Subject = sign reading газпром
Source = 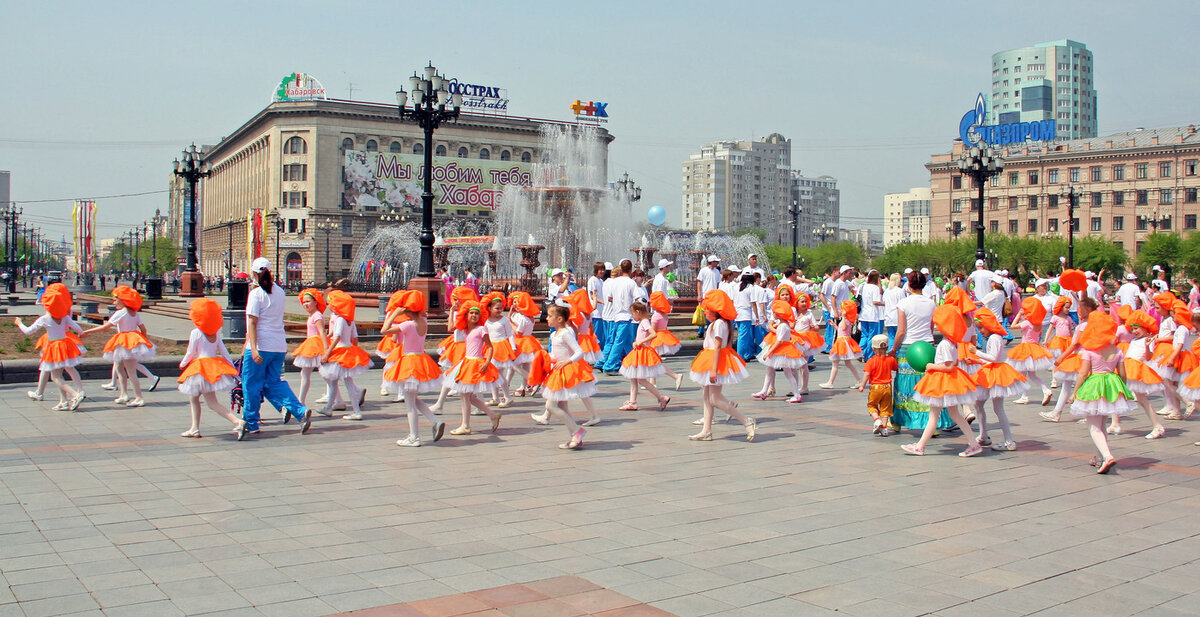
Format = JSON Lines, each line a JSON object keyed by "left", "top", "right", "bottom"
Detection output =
{"left": 959, "top": 93, "right": 1056, "bottom": 146}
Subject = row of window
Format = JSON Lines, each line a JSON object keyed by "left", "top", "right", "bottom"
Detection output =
{"left": 953, "top": 161, "right": 1199, "bottom": 189}
{"left": 339, "top": 137, "right": 533, "bottom": 162}
{"left": 951, "top": 188, "right": 1199, "bottom": 212}
{"left": 976, "top": 214, "right": 1196, "bottom": 235}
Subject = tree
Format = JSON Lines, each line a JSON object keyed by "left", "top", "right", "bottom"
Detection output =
{"left": 136, "top": 238, "right": 179, "bottom": 277}
{"left": 798, "top": 241, "right": 865, "bottom": 277}
{"left": 1181, "top": 232, "right": 1200, "bottom": 280}
{"left": 761, "top": 244, "right": 798, "bottom": 271}
{"left": 733, "top": 227, "right": 766, "bottom": 242}
{"left": 1072, "top": 236, "right": 1128, "bottom": 277}
{"left": 1134, "top": 233, "right": 1182, "bottom": 282}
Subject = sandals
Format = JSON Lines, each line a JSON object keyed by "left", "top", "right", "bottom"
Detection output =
{"left": 688, "top": 432, "right": 713, "bottom": 441}
{"left": 618, "top": 401, "right": 638, "bottom": 411}
{"left": 1096, "top": 457, "right": 1117, "bottom": 474}
{"left": 530, "top": 413, "right": 549, "bottom": 425}
{"left": 497, "top": 398, "right": 512, "bottom": 409}
{"left": 745, "top": 418, "right": 757, "bottom": 442}
{"left": 491, "top": 414, "right": 502, "bottom": 433}
{"left": 1145, "top": 427, "right": 1166, "bottom": 440}
{"left": 558, "top": 428, "right": 586, "bottom": 450}
{"left": 449, "top": 426, "right": 472, "bottom": 436}
{"left": 180, "top": 429, "right": 202, "bottom": 438}
{"left": 658, "top": 396, "right": 670, "bottom": 411}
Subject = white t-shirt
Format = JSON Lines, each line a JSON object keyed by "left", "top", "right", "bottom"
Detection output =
{"left": 607, "top": 276, "right": 636, "bottom": 322}
{"left": 860, "top": 283, "right": 882, "bottom": 322}
{"left": 1116, "top": 282, "right": 1140, "bottom": 308}
{"left": 697, "top": 266, "right": 721, "bottom": 296}
{"left": 923, "top": 280, "right": 941, "bottom": 303}
{"left": 587, "top": 276, "right": 605, "bottom": 318}
{"left": 246, "top": 284, "right": 288, "bottom": 353}
{"left": 651, "top": 273, "right": 670, "bottom": 295}
{"left": 733, "top": 285, "right": 755, "bottom": 322}
{"left": 933, "top": 338, "right": 959, "bottom": 364}
{"left": 967, "top": 268, "right": 995, "bottom": 299}
{"left": 896, "top": 294, "right": 936, "bottom": 344}
{"left": 1086, "top": 279, "right": 1104, "bottom": 303}
{"left": 882, "top": 286, "right": 905, "bottom": 327}
{"left": 600, "top": 277, "right": 616, "bottom": 321}
{"left": 981, "top": 288, "right": 1006, "bottom": 318}
{"left": 828, "top": 279, "right": 849, "bottom": 315}
{"left": 819, "top": 278, "right": 834, "bottom": 311}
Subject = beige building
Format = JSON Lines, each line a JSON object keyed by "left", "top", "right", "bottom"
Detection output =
{"left": 926, "top": 125, "right": 1200, "bottom": 257}
{"left": 682, "top": 134, "right": 792, "bottom": 244}
{"left": 173, "top": 99, "right": 609, "bottom": 284}
{"left": 883, "top": 187, "right": 932, "bottom": 247}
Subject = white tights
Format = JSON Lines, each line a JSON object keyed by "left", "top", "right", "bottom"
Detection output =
{"left": 974, "top": 396, "right": 1014, "bottom": 444}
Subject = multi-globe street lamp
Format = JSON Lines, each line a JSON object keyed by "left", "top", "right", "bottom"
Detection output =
{"left": 813, "top": 224, "right": 835, "bottom": 243}
{"left": 315, "top": 217, "right": 337, "bottom": 283}
{"left": 956, "top": 145, "right": 1004, "bottom": 263}
{"left": 173, "top": 143, "right": 209, "bottom": 296}
{"left": 613, "top": 172, "right": 642, "bottom": 204}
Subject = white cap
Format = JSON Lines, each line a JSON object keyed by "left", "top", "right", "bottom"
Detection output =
{"left": 999, "top": 269, "right": 1008, "bottom": 276}
{"left": 707, "top": 255, "right": 720, "bottom": 263}
{"left": 725, "top": 264, "right": 740, "bottom": 272}
{"left": 839, "top": 265, "right": 852, "bottom": 274}
{"left": 1085, "top": 270, "right": 1096, "bottom": 279}
{"left": 975, "top": 259, "right": 986, "bottom": 267}
{"left": 903, "top": 268, "right": 913, "bottom": 274}
{"left": 741, "top": 267, "right": 754, "bottom": 276}
{"left": 251, "top": 257, "right": 271, "bottom": 273}
{"left": 1126, "top": 272, "right": 1138, "bottom": 280}
{"left": 920, "top": 267, "right": 930, "bottom": 275}
{"left": 1152, "top": 264, "right": 1162, "bottom": 272}
{"left": 990, "top": 275, "right": 1005, "bottom": 285}
{"left": 748, "top": 253, "right": 758, "bottom": 260}
{"left": 657, "top": 258, "right": 673, "bottom": 269}
{"left": 604, "top": 262, "right": 613, "bottom": 270}
{"left": 549, "top": 268, "right": 565, "bottom": 278}
{"left": 1035, "top": 278, "right": 1050, "bottom": 287}
{"left": 1151, "top": 279, "right": 1168, "bottom": 291}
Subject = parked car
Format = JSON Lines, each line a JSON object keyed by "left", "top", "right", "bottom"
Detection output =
{"left": 46, "top": 270, "right": 63, "bottom": 284}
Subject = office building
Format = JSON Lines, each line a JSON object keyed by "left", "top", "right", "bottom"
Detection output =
{"left": 991, "top": 39, "right": 1097, "bottom": 139}
{"left": 883, "top": 187, "right": 932, "bottom": 247}
{"left": 681, "top": 134, "right": 792, "bottom": 243}
{"left": 792, "top": 172, "right": 841, "bottom": 248}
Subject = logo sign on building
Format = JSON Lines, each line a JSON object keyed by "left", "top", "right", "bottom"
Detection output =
{"left": 959, "top": 92, "right": 1056, "bottom": 146}
{"left": 570, "top": 100, "right": 609, "bottom": 123}
{"left": 446, "top": 79, "right": 509, "bottom": 113}
{"left": 343, "top": 151, "right": 532, "bottom": 212}
{"left": 273, "top": 72, "right": 327, "bottom": 102}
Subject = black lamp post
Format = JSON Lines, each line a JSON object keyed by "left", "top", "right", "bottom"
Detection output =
{"left": 173, "top": 143, "right": 209, "bottom": 296}
{"left": 316, "top": 217, "right": 336, "bottom": 283}
{"left": 2, "top": 206, "right": 19, "bottom": 293}
{"left": 147, "top": 209, "right": 162, "bottom": 298}
{"left": 813, "top": 224, "right": 835, "bottom": 243}
{"left": 946, "top": 221, "right": 963, "bottom": 238}
{"left": 956, "top": 145, "right": 1004, "bottom": 263}
{"left": 273, "top": 214, "right": 283, "bottom": 278}
{"left": 1063, "top": 186, "right": 1078, "bottom": 268}
{"left": 395, "top": 63, "right": 462, "bottom": 309}
{"left": 613, "top": 172, "right": 643, "bottom": 205}
{"left": 789, "top": 199, "right": 802, "bottom": 266}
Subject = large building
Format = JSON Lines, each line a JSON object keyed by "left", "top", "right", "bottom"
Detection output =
{"left": 926, "top": 125, "right": 1200, "bottom": 257}
{"left": 172, "top": 96, "right": 609, "bottom": 284}
{"left": 991, "top": 39, "right": 1097, "bottom": 139}
{"left": 837, "top": 228, "right": 883, "bottom": 256}
{"left": 792, "top": 171, "right": 841, "bottom": 248}
{"left": 681, "top": 134, "right": 792, "bottom": 244}
{"left": 883, "top": 187, "right": 932, "bottom": 247}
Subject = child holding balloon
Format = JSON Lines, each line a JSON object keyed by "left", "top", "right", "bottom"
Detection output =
{"left": 900, "top": 305, "right": 981, "bottom": 457}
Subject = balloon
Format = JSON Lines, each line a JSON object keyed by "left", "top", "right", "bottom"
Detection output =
{"left": 665, "top": 272, "right": 676, "bottom": 282}
{"left": 647, "top": 205, "right": 667, "bottom": 226}
{"left": 905, "top": 341, "right": 936, "bottom": 373}
{"left": 1050, "top": 283, "right": 1061, "bottom": 295}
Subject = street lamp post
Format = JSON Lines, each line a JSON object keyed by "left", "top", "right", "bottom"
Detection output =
{"left": 173, "top": 143, "right": 209, "bottom": 297}
{"left": 316, "top": 217, "right": 336, "bottom": 283}
{"left": 395, "top": 62, "right": 462, "bottom": 310}
{"left": 147, "top": 209, "right": 162, "bottom": 298}
{"left": 956, "top": 145, "right": 1004, "bottom": 263}
{"left": 1063, "top": 186, "right": 1078, "bottom": 268}
{"left": 133, "top": 225, "right": 142, "bottom": 290}
{"left": 272, "top": 215, "right": 283, "bottom": 279}
{"left": 813, "top": 224, "right": 835, "bottom": 243}
{"left": 789, "top": 199, "right": 802, "bottom": 267}
{"left": 945, "top": 222, "right": 963, "bottom": 238}
{"left": 613, "top": 172, "right": 643, "bottom": 205}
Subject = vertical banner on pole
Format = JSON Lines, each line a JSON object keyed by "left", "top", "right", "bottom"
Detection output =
{"left": 72, "top": 200, "right": 97, "bottom": 275}
{"left": 247, "top": 209, "right": 264, "bottom": 260}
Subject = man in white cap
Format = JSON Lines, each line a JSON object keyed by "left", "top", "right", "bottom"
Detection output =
{"left": 1116, "top": 272, "right": 1141, "bottom": 309}
{"left": 920, "top": 268, "right": 941, "bottom": 303}
{"left": 821, "top": 265, "right": 853, "bottom": 352}
{"left": 967, "top": 258, "right": 994, "bottom": 302}
{"left": 695, "top": 255, "right": 722, "bottom": 336}
{"left": 652, "top": 258, "right": 673, "bottom": 295}
{"left": 1084, "top": 270, "right": 1105, "bottom": 306}
{"left": 587, "top": 261, "right": 609, "bottom": 361}
{"left": 746, "top": 253, "right": 766, "bottom": 279}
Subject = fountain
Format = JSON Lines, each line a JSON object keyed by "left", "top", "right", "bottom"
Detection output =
{"left": 516, "top": 245, "right": 545, "bottom": 296}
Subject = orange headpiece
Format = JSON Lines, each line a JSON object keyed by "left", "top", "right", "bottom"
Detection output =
{"left": 188, "top": 298, "right": 223, "bottom": 335}
{"left": 1153, "top": 292, "right": 1177, "bottom": 313}
{"left": 775, "top": 285, "right": 797, "bottom": 306}
{"left": 841, "top": 299, "right": 858, "bottom": 323}
{"left": 40, "top": 284, "right": 72, "bottom": 320}
{"left": 455, "top": 300, "right": 485, "bottom": 331}
{"left": 772, "top": 300, "right": 795, "bottom": 323}
{"left": 1021, "top": 296, "right": 1046, "bottom": 326}
{"left": 326, "top": 290, "right": 356, "bottom": 322}
{"left": 943, "top": 286, "right": 976, "bottom": 315}
{"left": 385, "top": 290, "right": 407, "bottom": 314}
{"left": 933, "top": 304, "right": 967, "bottom": 344}
{"left": 701, "top": 290, "right": 737, "bottom": 321}
{"left": 482, "top": 291, "right": 507, "bottom": 311}
{"left": 402, "top": 290, "right": 427, "bottom": 313}
{"left": 1117, "top": 304, "right": 1133, "bottom": 322}
{"left": 1125, "top": 309, "right": 1159, "bottom": 335}
{"left": 648, "top": 291, "right": 671, "bottom": 316}
{"left": 1173, "top": 301, "right": 1193, "bottom": 330}
{"left": 973, "top": 307, "right": 1007, "bottom": 336}
{"left": 112, "top": 285, "right": 143, "bottom": 312}
{"left": 568, "top": 288, "right": 595, "bottom": 315}
{"left": 452, "top": 286, "right": 480, "bottom": 305}
{"left": 300, "top": 288, "right": 326, "bottom": 313}
{"left": 1080, "top": 312, "right": 1117, "bottom": 351}
{"left": 1053, "top": 296, "right": 1071, "bottom": 315}
{"left": 507, "top": 291, "right": 540, "bottom": 318}
{"left": 1059, "top": 269, "right": 1087, "bottom": 292}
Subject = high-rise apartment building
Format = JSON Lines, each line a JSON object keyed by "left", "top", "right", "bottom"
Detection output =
{"left": 883, "top": 187, "right": 932, "bottom": 247}
{"left": 792, "top": 171, "right": 840, "bottom": 248}
{"left": 682, "top": 134, "right": 792, "bottom": 243}
{"left": 991, "top": 39, "right": 1096, "bottom": 139}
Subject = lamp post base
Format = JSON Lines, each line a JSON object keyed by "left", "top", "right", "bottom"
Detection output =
{"left": 180, "top": 271, "right": 205, "bottom": 298}
{"left": 406, "top": 276, "right": 446, "bottom": 317}
{"left": 146, "top": 277, "right": 163, "bottom": 300}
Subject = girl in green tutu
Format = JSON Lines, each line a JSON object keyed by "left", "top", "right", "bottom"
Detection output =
{"left": 1068, "top": 311, "right": 1133, "bottom": 474}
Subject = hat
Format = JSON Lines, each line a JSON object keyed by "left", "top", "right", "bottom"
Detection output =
{"left": 657, "top": 258, "right": 673, "bottom": 269}
{"left": 1126, "top": 310, "right": 1158, "bottom": 335}
{"left": 1079, "top": 312, "right": 1117, "bottom": 351}
{"left": 1153, "top": 292, "right": 1177, "bottom": 312}
{"left": 933, "top": 304, "right": 967, "bottom": 344}
{"left": 775, "top": 285, "right": 796, "bottom": 306}
{"left": 507, "top": 291, "right": 540, "bottom": 318}
{"left": 701, "top": 290, "right": 737, "bottom": 320}
{"left": 1085, "top": 270, "right": 1096, "bottom": 279}
{"left": 741, "top": 267, "right": 754, "bottom": 277}
{"left": 990, "top": 275, "right": 1005, "bottom": 286}
{"left": 725, "top": 264, "right": 740, "bottom": 272}
{"left": 841, "top": 300, "right": 858, "bottom": 323}
{"left": 549, "top": 268, "right": 566, "bottom": 278}
{"left": 973, "top": 307, "right": 1007, "bottom": 336}
{"left": 1060, "top": 269, "right": 1086, "bottom": 292}
{"left": 326, "top": 290, "right": 356, "bottom": 322}
{"left": 567, "top": 288, "right": 595, "bottom": 317}
{"left": 300, "top": 288, "right": 327, "bottom": 313}
{"left": 251, "top": 257, "right": 271, "bottom": 273}
{"left": 1174, "top": 301, "right": 1193, "bottom": 331}
{"left": 870, "top": 334, "right": 889, "bottom": 349}
{"left": 112, "top": 285, "right": 143, "bottom": 312}
{"left": 998, "top": 269, "right": 1008, "bottom": 276}
{"left": 482, "top": 291, "right": 507, "bottom": 310}
{"left": 1125, "top": 272, "right": 1138, "bottom": 280}
{"left": 1053, "top": 296, "right": 1071, "bottom": 315}
{"left": 920, "top": 267, "right": 930, "bottom": 275}
{"left": 1021, "top": 296, "right": 1046, "bottom": 326}
{"left": 839, "top": 265, "right": 853, "bottom": 274}
{"left": 748, "top": 253, "right": 758, "bottom": 260}
{"left": 604, "top": 262, "right": 613, "bottom": 270}
{"left": 903, "top": 268, "right": 913, "bottom": 274}
{"left": 975, "top": 259, "right": 986, "bottom": 267}
{"left": 1117, "top": 305, "right": 1133, "bottom": 322}
{"left": 706, "top": 255, "right": 720, "bottom": 263}
{"left": 1152, "top": 265, "right": 1162, "bottom": 272}
{"left": 1151, "top": 279, "right": 1169, "bottom": 291}
{"left": 943, "top": 287, "right": 976, "bottom": 314}
{"left": 1035, "top": 278, "right": 1051, "bottom": 288}
{"left": 771, "top": 300, "right": 794, "bottom": 322}
{"left": 452, "top": 286, "right": 480, "bottom": 304}
{"left": 188, "top": 298, "right": 223, "bottom": 335}
{"left": 40, "top": 284, "right": 72, "bottom": 320}
{"left": 402, "top": 290, "right": 427, "bottom": 313}
{"left": 648, "top": 291, "right": 671, "bottom": 315}
{"left": 454, "top": 300, "right": 484, "bottom": 331}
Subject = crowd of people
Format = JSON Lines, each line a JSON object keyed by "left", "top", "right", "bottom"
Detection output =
{"left": 18, "top": 253, "right": 1200, "bottom": 472}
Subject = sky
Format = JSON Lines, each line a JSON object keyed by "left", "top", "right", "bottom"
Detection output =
{"left": 2, "top": 0, "right": 1198, "bottom": 246}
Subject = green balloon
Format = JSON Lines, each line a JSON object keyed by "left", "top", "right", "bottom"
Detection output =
{"left": 666, "top": 272, "right": 676, "bottom": 282}
{"left": 906, "top": 341, "right": 936, "bottom": 373}
{"left": 1049, "top": 283, "right": 1061, "bottom": 294}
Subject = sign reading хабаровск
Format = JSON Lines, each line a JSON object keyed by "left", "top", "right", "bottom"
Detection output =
{"left": 959, "top": 93, "right": 1056, "bottom": 147}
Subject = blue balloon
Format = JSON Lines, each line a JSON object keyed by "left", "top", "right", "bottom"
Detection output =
{"left": 647, "top": 205, "right": 667, "bottom": 226}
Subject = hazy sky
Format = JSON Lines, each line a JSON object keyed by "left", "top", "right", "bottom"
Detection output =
{"left": 2, "top": 1, "right": 1197, "bottom": 244}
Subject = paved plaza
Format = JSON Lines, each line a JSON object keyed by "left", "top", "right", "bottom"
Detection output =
{"left": 1, "top": 353, "right": 1200, "bottom": 617}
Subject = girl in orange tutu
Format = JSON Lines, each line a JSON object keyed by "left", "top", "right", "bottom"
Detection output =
{"left": 757, "top": 286, "right": 795, "bottom": 397}
{"left": 1148, "top": 294, "right": 1196, "bottom": 421}
{"left": 381, "top": 291, "right": 446, "bottom": 447}
{"left": 971, "top": 307, "right": 1026, "bottom": 451}
{"left": 568, "top": 288, "right": 603, "bottom": 366}
{"left": 483, "top": 292, "right": 517, "bottom": 408}
{"left": 538, "top": 305, "right": 593, "bottom": 449}
{"left": 1122, "top": 310, "right": 1168, "bottom": 439}
{"left": 429, "top": 290, "right": 472, "bottom": 413}
{"left": 688, "top": 290, "right": 756, "bottom": 442}
{"left": 755, "top": 300, "right": 807, "bottom": 403}
{"left": 377, "top": 290, "right": 409, "bottom": 403}
{"left": 619, "top": 301, "right": 671, "bottom": 411}
{"left": 1043, "top": 296, "right": 1099, "bottom": 424}
{"left": 507, "top": 291, "right": 543, "bottom": 397}
{"left": 16, "top": 285, "right": 84, "bottom": 411}
{"left": 1006, "top": 297, "right": 1054, "bottom": 406}
{"left": 291, "top": 288, "right": 328, "bottom": 408}
{"left": 27, "top": 283, "right": 86, "bottom": 403}
{"left": 820, "top": 299, "right": 863, "bottom": 389}
{"left": 900, "top": 304, "right": 981, "bottom": 456}
{"left": 534, "top": 290, "right": 601, "bottom": 426}
{"left": 447, "top": 301, "right": 501, "bottom": 435}
{"left": 791, "top": 292, "right": 823, "bottom": 396}
{"left": 1174, "top": 311, "right": 1200, "bottom": 428}
{"left": 177, "top": 298, "right": 246, "bottom": 439}
{"left": 84, "top": 285, "right": 154, "bottom": 407}
{"left": 318, "top": 290, "right": 373, "bottom": 421}
{"left": 1044, "top": 296, "right": 1073, "bottom": 388}
{"left": 648, "top": 291, "right": 684, "bottom": 391}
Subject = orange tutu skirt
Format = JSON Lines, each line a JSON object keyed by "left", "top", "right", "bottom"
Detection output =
{"left": 794, "top": 329, "right": 824, "bottom": 350}
{"left": 543, "top": 361, "right": 598, "bottom": 401}
{"left": 382, "top": 352, "right": 443, "bottom": 393}
{"left": 829, "top": 336, "right": 862, "bottom": 361}
{"left": 914, "top": 367, "right": 978, "bottom": 407}
{"left": 689, "top": 347, "right": 748, "bottom": 386}
{"left": 40, "top": 338, "right": 84, "bottom": 371}
{"left": 1006, "top": 342, "right": 1053, "bottom": 372}
{"left": 1179, "top": 366, "right": 1200, "bottom": 400}
{"left": 36, "top": 332, "right": 86, "bottom": 354}
{"left": 1149, "top": 340, "right": 1175, "bottom": 364}
{"left": 102, "top": 331, "right": 155, "bottom": 361}
{"left": 375, "top": 336, "right": 399, "bottom": 359}
{"left": 514, "top": 334, "right": 543, "bottom": 364}
{"left": 293, "top": 335, "right": 326, "bottom": 368}
{"left": 974, "top": 362, "right": 1029, "bottom": 399}
{"left": 1150, "top": 346, "right": 1198, "bottom": 381}
{"left": 177, "top": 357, "right": 239, "bottom": 395}
{"left": 650, "top": 330, "right": 681, "bottom": 356}
{"left": 1124, "top": 358, "right": 1165, "bottom": 395}
{"left": 1053, "top": 352, "right": 1084, "bottom": 382}
{"left": 578, "top": 333, "right": 603, "bottom": 363}
{"left": 448, "top": 356, "right": 499, "bottom": 393}
{"left": 620, "top": 346, "right": 665, "bottom": 379}
{"left": 959, "top": 342, "right": 984, "bottom": 375}
{"left": 757, "top": 340, "right": 807, "bottom": 369}
{"left": 319, "top": 345, "right": 373, "bottom": 380}
{"left": 1047, "top": 335, "right": 1071, "bottom": 356}
{"left": 439, "top": 339, "right": 466, "bottom": 369}
{"left": 489, "top": 338, "right": 519, "bottom": 368}
{"left": 525, "top": 349, "right": 554, "bottom": 387}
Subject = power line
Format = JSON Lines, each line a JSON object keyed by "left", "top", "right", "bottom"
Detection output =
{"left": 1, "top": 189, "right": 168, "bottom": 205}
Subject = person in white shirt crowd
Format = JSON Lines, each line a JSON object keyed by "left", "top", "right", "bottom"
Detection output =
{"left": 1085, "top": 270, "right": 1105, "bottom": 309}
{"left": 587, "top": 262, "right": 608, "bottom": 364}
{"left": 652, "top": 259, "right": 673, "bottom": 295}
{"left": 596, "top": 263, "right": 619, "bottom": 368}
{"left": 695, "top": 256, "right": 722, "bottom": 336}
{"left": 921, "top": 267, "right": 942, "bottom": 304}
{"left": 967, "top": 259, "right": 994, "bottom": 301}
{"left": 1116, "top": 272, "right": 1142, "bottom": 309}
{"left": 631, "top": 269, "right": 650, "bottom": 304}
{"left": 599, "top": 260, "right": 638, "bottom": 375}
{"left": 882, "top": 273, "right": 906, "bottom": 350}
{"left": 818, "top": 267, "right": 837, "bottom": 353}
{"left": 751, "top": 272, "right": 771, "bottom": 349}
{"left": 978, "top": 276, "right": 1008, "bottom": 347}
{"left": 859, "top": 270, "right": 885, "bottom": 360}
{"left": 822, "top": 266, "right": 852, "bottom": 354}
{"left": 745, "top": 254, "right": 766, "bottom": 279}
{"left": 732, "top": 271, "right": 760, "bottom": 361}
{"left": 547, "top": 269, "right": 568, "bottom": 307}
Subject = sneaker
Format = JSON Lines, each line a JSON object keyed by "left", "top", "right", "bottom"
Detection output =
{"left": 879, "top": 427, "right": 892, "bottom": 437}
{"left": 26, "top": 391, "right": 43, "bottom": 401}
{"left": 958, "top": 444, "right": 984, "bottom": 457}
{"left": 125, "top": 398, "right": 145, "bottom": 408}
{"left": 149, "top": 376, "right": 161, "bottom": 392}
{"left": 99, "top": 383, "right": 116, "bottom": 391}
{"left": 872, "top": 419, "right": 883, "bottom": 435}
{"left": 342, "top": 413, "right": 363, "bottom": 421}
{"left": 432, "top": 421, "right": 446, "bottom": 442}
{"left": 396, "top": 435, "right": 421, "bottom": 447}
{"left": 530, "top": 413, "right": 549, "bottom": 425}
{"left": 114, "top": 395, "right": 130, "bottom": 405}
{"left": 300, "top": 409, "right": 313, "bottom": 434}
{"left": 900, "top": 443, "right": 924, "bottom": 456}
{"left": 991, "top": 441, "right": 1017, "bottom": 451}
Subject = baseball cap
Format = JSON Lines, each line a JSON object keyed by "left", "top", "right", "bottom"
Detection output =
{"left": 748, "top": 253, "right": 758, "bottom": 260}
{"left": 1125, "top": 272, "right": 1137, "bottom": 280}
{"left": 920, "top": 267, "right": 930, "bottom": 275}
{"left": 707, "top": 255, "right": 720, "bottom": 263}
{"left": 657, "top": 258, "right": 673, "bottom": 269}
{"left": 975, "top": 259, "right": 986, "bottom": 267}
{"left": 604, "top": 262, "right": 613, "bottom": 270}
{"left": 839, "top": 265, "right": 852, "bottom": 274}
{"left": 549, "top": 268, "right": 565, "bottom": 278}
{"left": 725, "top": 264, "right": 740, "bottom": 272}
{"left": 251, "top": 257, "right": 271, "bottom": 273}
{"left": 1152, "top": 264, "right": 1162, "bottom": 272}
{"left": 903, "top": 268, "right": 913, "bottom": 274}
{"left": 998, "top": 269, "right": 1008, "bottom": 276}
{"left": 990, "top": 275, "right": 1005, "bottom": 285}
{"left": 741, "top": 267, "right": 754, "bottom": 276}
{"left": 1085, "top": 270, "right": 1096, "bottom": 279}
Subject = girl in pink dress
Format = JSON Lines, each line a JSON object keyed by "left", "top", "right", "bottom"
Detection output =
{"left": 381, "top": 291, "right": 446, "bottom": 447}
{"left": 1068, "top": 312, "right": 1132, "bottom": 474}
{"left": 820, "top": 300, "right": 863, "bottom": 389}
{"left": 291, "top": 289, "right": 328, "bottom": 408}
{"left": 619, "top": 302, "right": 671, "bottom": 411}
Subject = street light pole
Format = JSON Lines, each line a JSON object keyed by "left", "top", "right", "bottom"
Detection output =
{"left": 147, "top": 209, "right": 163, "bottom": 298}
{"left": 316, "top": 217, "right": 336, "bottom": 283}
{"left": 789, "top": 199, "right": 801, "bottom": 267}
{"left": 173, "top": 143, "right": 209, "bottom": 297}
{"left": 956, "top": 145, "right": 1004, "bottom": 263}
{"left": 1065, "top": 186, "right": 1077, "bottom": 268}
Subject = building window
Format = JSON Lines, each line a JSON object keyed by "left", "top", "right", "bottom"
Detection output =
{"left": 1187, "top": 188, "right": 1198, "bottom": 203}
{"left": 1160, "top": 162, "right": 1172, "bottom": 177}
{"left": 1091, "top": 217, "right": 1102, "bottom": 231}
{"left": 1048, "top": 169, "right": 1059, "bottom": 183}
{"left": 1186, "top": 160, "right": 1197, "bottom": 176}
{"left": 284, "top": 136, "right": 307, "bottom": 154}
{"left": 989, "top": 197, "right": 998, "bottom": 210}
{"left": 1161, "top": 189, "right": 1174, "bottom": 205}
{"left": 283, "top": 164, "right": 307, "bottom": 181}
{"left": 283, "top": 191, "right": 307, "bottom": 207}
{"left": 1112, "top": 216, "right": 1124, "bottom": 231}
{"left": 990, "top": 175, "right": 999, "bottom": 187}
{"left": 1113, "top": 191, "right": 1124, "bottom": 206}
{"left": 341, "top": 219, "right": 353, "bottom": 236}
{"left": 1137, "top": 190, "right": 1148, "bottom": 205}
{"left": 1009, "top": 196, "right": 1019, "bottom": 210}
{"left": 1136, "top": 216, "right": 1148, "bottom": 231}
{"left": 1009, "top": 172, "right": 1019, "bottom": 186}
{"left": 1136, "top": 163, "right": 1148, "bottom": 179}
{"left": 479, "top": 148, "right": 490, "bottom": 160}
{"left": 952, "top": 175, "right": 962, "bottom": 189}
{"left": 341, "top": 137, "right": 354, "bottom": 151}
{"left": 389, "top": 141, "right": 402, "bottom": 153}
{"left": 1091, "top": 192, "right": 1102, "bottom": 206}
{"left": 1186, "top": 214, "right": 1198, "bottom": 229}
{"left": 457, "top": 147, "right": 468, "bottom": 158}
{"left": 1069, "top": 168, "right": 1080, "bottom": 182}
{"left": 365, "top": 140, "right": 377, "bottom": 152}
{"left": 1090, "top": 166, "right": 1102, "bottom": 182}
{"left": 1162, "top": 217, "right": 1173, "bottom": 230}
{"left": 341, "top": 244, "right": 352, "bottom": 260}
{"left": 1028, "top": 171, "right": 1039, "bottom": 184}
{"left": 1113, "top": 164, "right": 1125, "bottom": 180}
{"left": 1028, "top": 219, "right": 1038, "bottom": 233}
{"left": 436, "top": 145, "right": 447, "bottom": 156}
{"left": 952, "top": 199, "right": 962, "bottom": 213}
{"left": 1048, "top": 218, "right": 1059, "bottom": 232}
{"left": 413, "top": 143, "right": 424, "bottom": 155}
{"left": 1048, "top": 194, "right": 1059, "bottom": 208}
{"left": 990, "top": 220, "right": 999, "bottom": 233}
{"left": 1008, "top": 220, "right": 1018, "bottom": 234}
{"left": 521, "top": 152, "right": 532, "bottom": 163}
{"left": 500, "top": 150, "right": 511, "bottom": 161}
